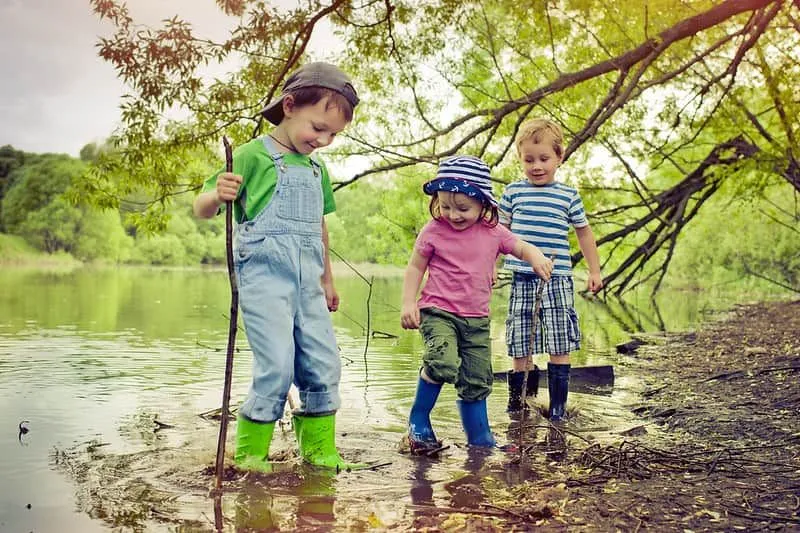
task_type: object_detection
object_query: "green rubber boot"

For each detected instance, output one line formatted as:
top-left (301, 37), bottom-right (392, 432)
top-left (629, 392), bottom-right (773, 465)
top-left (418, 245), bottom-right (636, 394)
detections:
top-left (234, 415), bottom-right (275, 473)
top-left (293, 412), bottom-right (367, 472)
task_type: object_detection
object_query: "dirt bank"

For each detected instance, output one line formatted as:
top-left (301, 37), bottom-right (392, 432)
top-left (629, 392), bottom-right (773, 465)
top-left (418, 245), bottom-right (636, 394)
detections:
top-left (418, 299), bottom-right (800, 531)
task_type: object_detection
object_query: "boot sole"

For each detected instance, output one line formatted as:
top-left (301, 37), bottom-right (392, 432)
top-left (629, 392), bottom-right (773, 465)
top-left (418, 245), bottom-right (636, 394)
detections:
top-left (411, 444), bottom-right (450, 457)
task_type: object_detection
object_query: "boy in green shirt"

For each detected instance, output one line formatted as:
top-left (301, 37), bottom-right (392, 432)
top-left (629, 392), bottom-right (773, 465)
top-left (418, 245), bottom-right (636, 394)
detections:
top-left (194, 62), bottom-right (360, 471)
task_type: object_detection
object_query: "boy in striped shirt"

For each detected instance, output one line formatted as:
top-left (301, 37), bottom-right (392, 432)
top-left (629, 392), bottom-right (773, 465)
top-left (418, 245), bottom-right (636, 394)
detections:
top-left (499, 118), bottom-right (603, 421)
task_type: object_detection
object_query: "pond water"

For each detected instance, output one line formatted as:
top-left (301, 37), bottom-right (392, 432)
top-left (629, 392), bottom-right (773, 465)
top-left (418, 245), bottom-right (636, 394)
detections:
top-left (0, 265), bottom-right (782, 531)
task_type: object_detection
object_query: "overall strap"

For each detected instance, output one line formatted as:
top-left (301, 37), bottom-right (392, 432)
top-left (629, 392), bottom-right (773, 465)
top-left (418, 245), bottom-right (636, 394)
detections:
top-left (261, 135), bottom-right (323, 177)
top-left (308, 155), bottom-right (322, 176)
top-left (260, 135), bottom-right (286, 166)
top-left (232, 136), bottom-right (284, 223)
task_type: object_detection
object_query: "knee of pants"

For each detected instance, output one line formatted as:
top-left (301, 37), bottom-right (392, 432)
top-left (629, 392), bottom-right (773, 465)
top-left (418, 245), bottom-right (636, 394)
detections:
top-left (456, 380), bottom-right (492, 402)
top-left (424, 360), bottom-right (459, 384)
top-left (421, 326), bottom-right (460, 384)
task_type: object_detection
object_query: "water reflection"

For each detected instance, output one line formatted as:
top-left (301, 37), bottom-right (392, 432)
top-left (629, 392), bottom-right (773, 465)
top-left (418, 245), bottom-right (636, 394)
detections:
top-left (0, 266), bottom-right (788, 531)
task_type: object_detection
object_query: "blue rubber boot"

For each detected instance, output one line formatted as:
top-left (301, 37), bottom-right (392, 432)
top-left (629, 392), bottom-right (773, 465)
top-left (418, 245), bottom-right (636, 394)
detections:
top-left (408, 375), bottom-right (443, 454)
top-left (548, 363), bottom-right (570, 421)
top-left (457, 399), bottom-right (496, 447)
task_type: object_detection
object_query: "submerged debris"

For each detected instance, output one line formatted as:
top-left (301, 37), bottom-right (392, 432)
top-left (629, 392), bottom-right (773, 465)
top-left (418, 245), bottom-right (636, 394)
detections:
top-left (18, 420), bottom-right (30, 443)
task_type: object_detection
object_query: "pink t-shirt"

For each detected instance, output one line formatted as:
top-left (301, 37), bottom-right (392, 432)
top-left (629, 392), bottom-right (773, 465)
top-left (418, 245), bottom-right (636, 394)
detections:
top-left (416, 219), bottom-right (519, 317)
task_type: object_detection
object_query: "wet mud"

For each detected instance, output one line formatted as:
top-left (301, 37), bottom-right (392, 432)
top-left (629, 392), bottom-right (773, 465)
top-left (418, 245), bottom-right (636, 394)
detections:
top-left (50, 299), bottom-right (799, 531)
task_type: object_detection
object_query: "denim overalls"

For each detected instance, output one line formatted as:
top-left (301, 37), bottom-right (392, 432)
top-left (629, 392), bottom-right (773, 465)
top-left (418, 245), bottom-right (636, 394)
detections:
top-left (234, 137), bottom-right (341, 423)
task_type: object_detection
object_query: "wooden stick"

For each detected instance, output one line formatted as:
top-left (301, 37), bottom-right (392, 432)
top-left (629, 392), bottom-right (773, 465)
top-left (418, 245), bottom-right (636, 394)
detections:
top-left (214, 136), bottom-right (239, 490)
top-left (517, 274), bottom-right (548, 457)
top-left (405, 504), bottom-right (509, 517)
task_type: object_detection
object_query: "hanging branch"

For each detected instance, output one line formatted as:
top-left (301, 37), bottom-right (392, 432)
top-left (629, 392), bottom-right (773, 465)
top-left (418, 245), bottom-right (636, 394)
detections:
top-left (742, 264), bottom-right (800, 293)
top-left (364, 276), bottom-right (374, 369)
top-left (329, 248), bottom-right (374, 373)
top-left (334, 0), bottom-right (775, 188)
top-left (576, 136), bottom-right (759, 295)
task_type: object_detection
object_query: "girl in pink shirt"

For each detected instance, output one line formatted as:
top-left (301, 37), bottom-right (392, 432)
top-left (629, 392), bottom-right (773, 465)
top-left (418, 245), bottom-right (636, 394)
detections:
top-left (401, 155), bottom-right (553, 453)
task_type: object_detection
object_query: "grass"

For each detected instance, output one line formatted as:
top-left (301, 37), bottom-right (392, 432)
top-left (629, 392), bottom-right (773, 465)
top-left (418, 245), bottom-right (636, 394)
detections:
top-left (0, 233), bottom-right (81, 267)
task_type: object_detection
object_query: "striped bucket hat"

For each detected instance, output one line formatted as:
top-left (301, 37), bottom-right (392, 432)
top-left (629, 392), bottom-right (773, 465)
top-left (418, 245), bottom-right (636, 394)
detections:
top-left (423, 155), bottom-right (497, 207)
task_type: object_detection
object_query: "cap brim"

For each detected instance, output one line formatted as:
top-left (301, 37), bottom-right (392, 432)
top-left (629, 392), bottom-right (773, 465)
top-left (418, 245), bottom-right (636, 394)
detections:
top-left (260, 96), bottom-right (285, 125)
top-left (423, 177), bottom-right (498, 206)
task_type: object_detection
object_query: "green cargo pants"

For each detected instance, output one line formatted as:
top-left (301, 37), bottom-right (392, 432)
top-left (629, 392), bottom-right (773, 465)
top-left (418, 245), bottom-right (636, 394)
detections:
top-left (419, 307), bottom-right (493, 402)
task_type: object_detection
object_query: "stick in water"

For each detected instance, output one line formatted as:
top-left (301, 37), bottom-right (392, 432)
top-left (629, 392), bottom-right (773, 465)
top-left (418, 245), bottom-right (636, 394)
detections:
top-left (214, 136), bottom-right (239, 490)
top-left (517, 265), bottom-right (550, 456)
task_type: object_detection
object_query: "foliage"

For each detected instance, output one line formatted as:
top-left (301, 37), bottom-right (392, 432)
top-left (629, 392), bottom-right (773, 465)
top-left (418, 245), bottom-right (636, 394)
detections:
top-left (0, 149), bottom-right (135, 263)
top-left (327, 166), bottom-right (432, 265)
top-left (1, 154), bottom-right (83, 233)
top-left (669, 181), bottom-right (799, 290)
top-left (16, 197), bottom-right (82, 253)
top-left (0, 0), bottom-right (795, 293)
top-left (73, 208), bottom-right (134, 263)
top-left (0, 145), bottom-right (27, 230)
top-left (0, 232), bottom-right (38, 259)
top-left (77, 0), bottom-right (799, 293)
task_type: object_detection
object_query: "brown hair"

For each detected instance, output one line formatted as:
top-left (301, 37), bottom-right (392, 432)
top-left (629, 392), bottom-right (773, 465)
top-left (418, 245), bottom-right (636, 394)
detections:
top-left (515, 118), bottom-right (564, 158)
top-left (428, 192), bottom-right (499, 227)
top-left (288, 87), bottom-right (355, 122)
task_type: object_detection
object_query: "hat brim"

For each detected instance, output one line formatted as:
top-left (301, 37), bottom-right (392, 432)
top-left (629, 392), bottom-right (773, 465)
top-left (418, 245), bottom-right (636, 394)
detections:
top-left (260, 96), bottom-right (285, 125)
top-left (423, 177), bottom-right (497, 207)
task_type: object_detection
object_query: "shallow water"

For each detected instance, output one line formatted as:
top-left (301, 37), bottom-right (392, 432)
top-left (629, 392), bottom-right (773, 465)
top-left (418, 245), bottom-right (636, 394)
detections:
top-left (0, 266), bottom-right (779, 531)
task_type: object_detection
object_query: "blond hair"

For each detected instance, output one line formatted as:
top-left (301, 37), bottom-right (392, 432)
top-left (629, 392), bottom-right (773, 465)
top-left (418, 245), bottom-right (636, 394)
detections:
top-left (515, 118), bottom-right (564, 158)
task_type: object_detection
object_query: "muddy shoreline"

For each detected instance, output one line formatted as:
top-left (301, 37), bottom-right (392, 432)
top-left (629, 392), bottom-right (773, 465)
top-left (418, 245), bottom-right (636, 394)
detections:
top-left (417, 299), bottom-right (800, 531)
top-left (41, 299), bottom-right (800, 531)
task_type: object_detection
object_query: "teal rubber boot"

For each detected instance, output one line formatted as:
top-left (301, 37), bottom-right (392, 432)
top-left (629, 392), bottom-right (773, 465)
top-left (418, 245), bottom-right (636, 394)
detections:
top-left (293, 412), bottom-right (367, 472)
top-left (234, 415), bottom-right (275, 473)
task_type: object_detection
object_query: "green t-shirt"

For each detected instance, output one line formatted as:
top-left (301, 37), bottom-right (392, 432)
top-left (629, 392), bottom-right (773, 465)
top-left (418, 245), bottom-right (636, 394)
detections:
top-left (201, 138), bottom-right (337, 223)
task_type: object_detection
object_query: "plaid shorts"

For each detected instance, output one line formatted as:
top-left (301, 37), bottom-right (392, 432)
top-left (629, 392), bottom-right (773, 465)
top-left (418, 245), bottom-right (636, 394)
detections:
top-left (505, 273), bottom-right (581, 358)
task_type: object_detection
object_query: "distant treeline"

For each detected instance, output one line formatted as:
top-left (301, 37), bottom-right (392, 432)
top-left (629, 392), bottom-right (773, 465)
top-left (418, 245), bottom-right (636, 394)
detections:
top-left (0, 144), bottom-right (226, 265)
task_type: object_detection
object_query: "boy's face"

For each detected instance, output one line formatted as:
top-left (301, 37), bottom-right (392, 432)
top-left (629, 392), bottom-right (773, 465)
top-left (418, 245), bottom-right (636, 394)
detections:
top-left (518, 136), bottom-right (562, 186)
top-left (283, 96), bottom-right (350, 155)
top-left (437, 191), bottom-right (483, 231)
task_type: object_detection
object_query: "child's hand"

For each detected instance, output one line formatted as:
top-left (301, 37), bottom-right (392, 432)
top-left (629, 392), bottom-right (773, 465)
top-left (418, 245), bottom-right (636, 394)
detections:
top-left (515, 241), bottom-right (554, 282)
top-left (401, 303), bottom-right (420, 330)
top-left (531, 253), bottom-right (554, 282)
top-left (215, 172), bottom-right (242, 203)
top-left (322, 279), bottom-right (339, 311)
top-left (586, 272), bottom-right (603, 294)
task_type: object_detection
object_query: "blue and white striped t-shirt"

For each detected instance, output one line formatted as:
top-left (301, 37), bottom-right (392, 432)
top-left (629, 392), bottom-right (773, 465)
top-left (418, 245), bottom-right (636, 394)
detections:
top-left (499, 180), bottom-right (588, 276)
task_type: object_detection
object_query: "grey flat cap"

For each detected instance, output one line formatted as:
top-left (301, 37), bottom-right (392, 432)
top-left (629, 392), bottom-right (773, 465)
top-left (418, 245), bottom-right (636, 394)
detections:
top-left (260, 62), bottom-right (359, 125)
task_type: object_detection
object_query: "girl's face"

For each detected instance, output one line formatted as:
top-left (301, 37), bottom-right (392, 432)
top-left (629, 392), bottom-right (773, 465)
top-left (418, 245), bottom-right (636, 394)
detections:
top-left (518, 136), bottom-right (562, 186)
top-left (281, 96), bottom-right (349, 155)
top-left (438, 192), bottom-right (483, 231)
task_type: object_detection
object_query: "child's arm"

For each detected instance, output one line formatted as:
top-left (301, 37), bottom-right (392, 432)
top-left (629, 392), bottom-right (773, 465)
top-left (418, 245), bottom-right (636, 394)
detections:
top-left (575, 225), bottom-right (603, 293)
top-left (496, 219), bottom-right (511, 284)
top-left (401, 250), bottom-right (430, 330)
top-left (321, 217), bottom-right (339, 312)
top-left (193, 172), bottom-right (242, 219)
top-left (511, 240), bottom-right (553, 281)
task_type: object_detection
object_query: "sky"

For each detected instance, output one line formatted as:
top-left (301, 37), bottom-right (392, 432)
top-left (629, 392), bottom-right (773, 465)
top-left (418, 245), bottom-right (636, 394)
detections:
top-left (0, 0), bottom-right (298, 157)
